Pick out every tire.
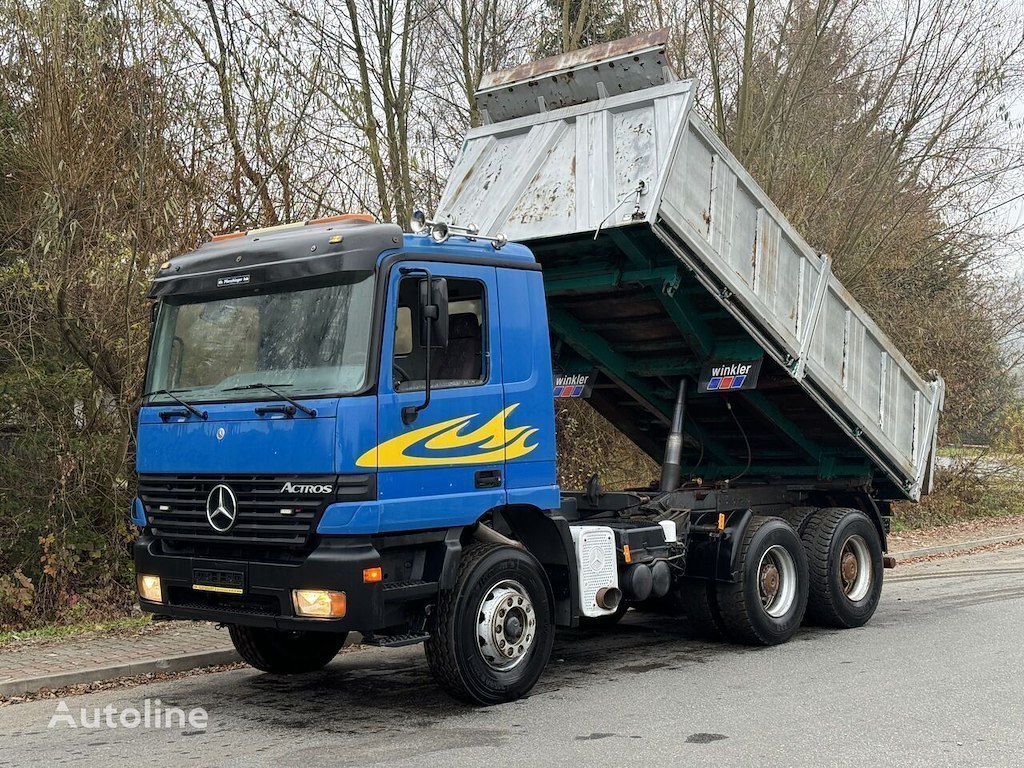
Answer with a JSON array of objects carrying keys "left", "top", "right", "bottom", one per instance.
[
  {"left": 228, "top": 626, "right": 347, "bottom": 674},
  {"left": 778, "top": 506, "right": 819, "bottom": 536},
  {"left": 801, "top": 508, "right": 884, "bottom": 628},
  {"left": 715, "top": 516, "right": 808, "bottom": 645},
  {"left": 424, "top": 542, "right": 555, "bottom": 705},
  {"left": 678, "top": 577, "right": 727, "bottom": 640}
]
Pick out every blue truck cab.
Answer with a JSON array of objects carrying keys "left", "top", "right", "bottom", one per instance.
[{"left": 135, "top": 218, "right": 583, "bottom": 703}]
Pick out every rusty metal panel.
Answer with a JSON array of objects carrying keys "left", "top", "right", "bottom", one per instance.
[
  {"left": 476, "top": 30, "right": 673, "bottom": 123},
  {"left": 437, "top": 61, "right": 944, "bottom": 501},
  {"left": 438, "top": 80, "right": 694, "bottom": 239},
  {"left": 655, "top": 112, "right": 944, "bottom": 499}
]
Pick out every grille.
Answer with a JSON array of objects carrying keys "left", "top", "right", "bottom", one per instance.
[{"left": 138, "top": 474, "right": 363, "bottom": 548}]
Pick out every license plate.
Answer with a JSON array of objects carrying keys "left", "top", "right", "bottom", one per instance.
[{"left": 192, "top": 569, "right": 245, "bottom": 595}]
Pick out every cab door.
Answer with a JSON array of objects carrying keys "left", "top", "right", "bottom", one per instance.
[{"left": 370, "top": 260, "right": 508, "bottom": 532}]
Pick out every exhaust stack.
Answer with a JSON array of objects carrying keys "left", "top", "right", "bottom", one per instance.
[{"left": 659, "top": 379, "right": 688, "bottom": 492}]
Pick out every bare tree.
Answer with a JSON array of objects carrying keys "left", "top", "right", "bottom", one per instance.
[
  {"left": 421, "top": 0, "right": 537, "bottom": 125},
  {"left": 160, "top": 0, "right": 359, "bottom": 229},
  {"left": 254, "top": 0, "right": 426, "bottom": 224}
]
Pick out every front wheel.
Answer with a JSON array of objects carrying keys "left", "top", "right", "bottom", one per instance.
[
  {"left": 425, "top": 542, "right": 555, "bottom": 705},
  {"left": 715, "top": 516, "right": 808, "bottom": 645},
  {"left": 228, "top": 626, "right": 347, "bottom": 674}
]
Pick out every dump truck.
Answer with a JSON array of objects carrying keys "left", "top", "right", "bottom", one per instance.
[{"left": 132, "top": 30, "right": 944, "bottom": 705}]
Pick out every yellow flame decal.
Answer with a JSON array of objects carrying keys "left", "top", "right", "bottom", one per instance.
[{"left": 356, "top": 404, "right": 538, "bottom": 468}]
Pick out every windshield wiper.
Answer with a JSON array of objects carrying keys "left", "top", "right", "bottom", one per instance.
[
  {"left": 141, "top": 388, "right": 208, "bottom": 421},
  {"left": 221, "top": 382, "right": 317, "bottom": 418}
]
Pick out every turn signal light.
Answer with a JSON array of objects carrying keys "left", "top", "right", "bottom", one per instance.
[
  {"left": 363, "top": 566, "right": 383, "bottom": 583},
  {"left": 137, "top": 574, "right": 163, "bottom": 603},
  {"left": 292, "top": 589, "right": 347, "bottom": 618}
]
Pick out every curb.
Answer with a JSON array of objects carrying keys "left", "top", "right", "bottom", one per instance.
[
  {"left": 892, "top": 533, "right": 1024, "bottom": 562},
  {"left": 0, "top": 648, "right": 240, "bottom": 698}
]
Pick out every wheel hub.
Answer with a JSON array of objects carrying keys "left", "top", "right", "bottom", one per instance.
[
  {"left": 504, "top": 611, "right": 525, "bottom": 641},
  {"left": 756, "top": 545, "right": 797, "bottom": 618},
  {"left": 839, "top": 535, "right": 873, "bottom": 602},
  {"left": 760, "top": 563, "right": 780, "bottom": 600},
  {"left": 841, "top": 550, "right": 858, "bottom": 586},
  {"left": 477, "top": 580, "right": 536, "bottom": 671}
]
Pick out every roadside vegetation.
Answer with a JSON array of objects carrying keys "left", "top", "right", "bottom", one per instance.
[
  {"left": 897, "top": 423, "right": 1024, "bottom": 530},
  {"left": 0, "top": 616, "right": 150, "bottom": 650},
  {"left": 893, "top": 468, "right": 1024, "bottom": 531},
  {"left": 1, "top": 0, "right": 1022, "bottom": 630}
]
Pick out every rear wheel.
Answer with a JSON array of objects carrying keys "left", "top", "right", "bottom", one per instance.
[
  {"left": 679, "top": 577, "right": 726, "bottom": 640},
  {"left": 715, "top": 516, "right": 808, "bottom": 645},
  {"left": 778, "top": 506, "right": 819, "bottom": 536},
  {"left": 424, "top": 542, "right": 555, "bottom": 705},
  {"left": 228, "top": 626, "right": 347, "bottom": 674},
  {"left": 802, "top": 508, "right": 883, "bottom": 628}
]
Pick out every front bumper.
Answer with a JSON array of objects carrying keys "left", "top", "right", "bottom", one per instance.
[{"left": 133, "top": 534, "right": 383, "bottom": 631}]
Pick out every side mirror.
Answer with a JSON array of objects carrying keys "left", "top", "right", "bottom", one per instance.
[
  {"left": 403, "top": 275, "right": 449, "bottom": 425},
  {"left": 418, "top": 277, "right": 449, "bottom": 350}
]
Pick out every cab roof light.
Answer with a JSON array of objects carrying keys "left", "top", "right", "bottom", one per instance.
[
  {"left": 210, "top": 214, "right": 373, "bottom": 245},
  {"left": 211, "top": 229, "right": 247, "bottom": 243},
  {"left": 308, "top": 213, "right": 375, "bottom": 225},
  {"left": 210, "top": 214, "right": 373, "bottom": 244},
  {"left": 248, "top": 221, "right": 305, "bottom": 236}
]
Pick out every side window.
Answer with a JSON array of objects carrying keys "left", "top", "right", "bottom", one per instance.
[
  {"left": 393, "top": 277, "right": 486, "bottom": 391},
  {"left": 395, "top": 307, "right": 413, "bottom": 356}
]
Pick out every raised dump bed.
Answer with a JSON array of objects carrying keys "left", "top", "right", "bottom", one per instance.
[{"left": 437, "top": 30, "right": 944, "bottom": 501}]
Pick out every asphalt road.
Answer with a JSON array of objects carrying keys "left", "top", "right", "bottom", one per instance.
[{"left": 2, "top": 546, "right": 1023, "bottom": 767}]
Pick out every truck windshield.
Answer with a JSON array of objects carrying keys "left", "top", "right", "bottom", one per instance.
[{"left": 144, "top": 272, "right": 375, "bottom": 404}]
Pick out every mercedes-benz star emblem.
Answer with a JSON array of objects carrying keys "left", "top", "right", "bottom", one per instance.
[{"left": 206, "top": 484, "right": 238, "bottom": 532}]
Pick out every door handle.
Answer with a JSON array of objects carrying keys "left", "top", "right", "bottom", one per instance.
[{"left": 475, "top": 469, "right": 502, "bottom": 489}]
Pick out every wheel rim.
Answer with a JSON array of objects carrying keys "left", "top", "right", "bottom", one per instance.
[
  {"left": 476, "top": 579, "right": 537, "bottom": 671},
  {"left": 839, "top": 534, "right": 872, "bottom": 602},
  {"left": 757, "top": 544, "right": 797, "bottom": 618}
]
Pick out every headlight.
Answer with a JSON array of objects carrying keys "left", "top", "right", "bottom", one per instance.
[
  {"left": 292, "top": 589, "right": 346, "bottom": 618},
  {"left": 137, "top": 574, "right": 163, "bottom": 603}
]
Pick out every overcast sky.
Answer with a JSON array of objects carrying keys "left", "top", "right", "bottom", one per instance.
[{"left": 990, "top": 93, "right": 1024, "bottom": 276}]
